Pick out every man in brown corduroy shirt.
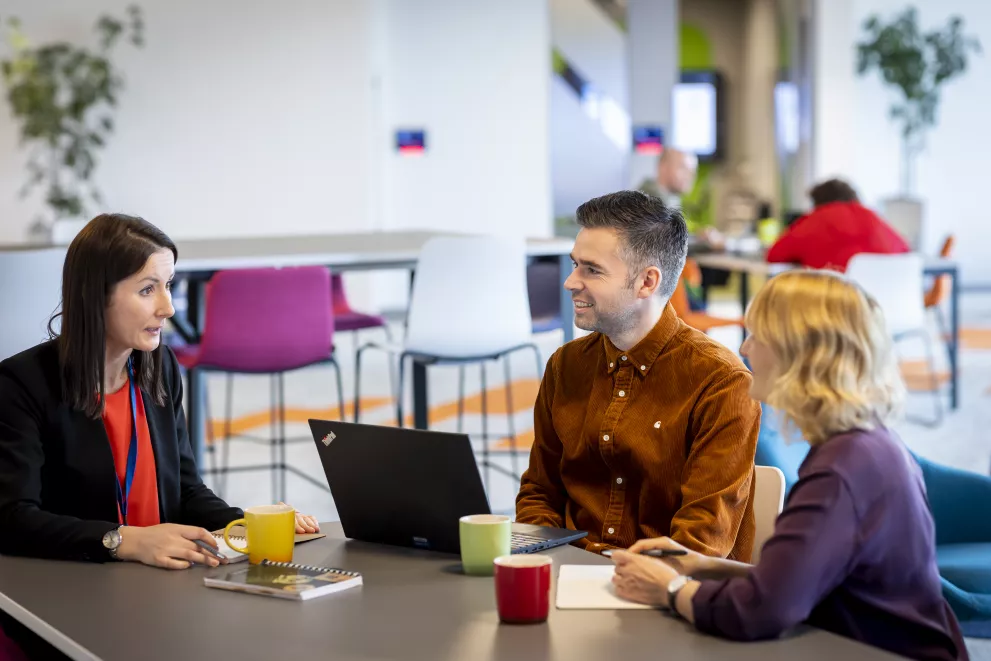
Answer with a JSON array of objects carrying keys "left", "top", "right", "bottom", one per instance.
[{"left": 516, "top": 191, "right": 761, "bottom": 561}]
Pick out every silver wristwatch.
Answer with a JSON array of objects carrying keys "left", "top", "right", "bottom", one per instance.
[
  {"left": 102, "top": 527, "right": 123, "bottom": 560},
  {"left": 667, "top": 575, "right": 693, "bottom": 612}
]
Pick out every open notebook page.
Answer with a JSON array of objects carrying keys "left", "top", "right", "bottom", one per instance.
[{"left": 556, "top": 565, "right": 656, "bottom": 610}]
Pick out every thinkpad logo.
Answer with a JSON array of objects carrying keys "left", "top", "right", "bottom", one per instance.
[{"left": 322, "top": 431, "right": 336, "bottom": 446}]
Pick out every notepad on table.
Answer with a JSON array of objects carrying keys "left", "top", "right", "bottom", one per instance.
[
  {"left": 204, "top": 560, "right": 362, "bottom": 601},
  {"left": 555, "top": 564, "right": 656, "bottom": 610},
  {"left": 209, "top": 528, "right": 326, "bottom": 564}
]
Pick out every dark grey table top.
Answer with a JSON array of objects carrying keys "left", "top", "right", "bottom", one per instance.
[{"left": 0, "top": 523, "right": 901, "bottom": 661}]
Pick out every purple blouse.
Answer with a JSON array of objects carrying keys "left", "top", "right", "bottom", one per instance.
[{"left": 692, "top": 426, "right": 968, "bottom": 661}]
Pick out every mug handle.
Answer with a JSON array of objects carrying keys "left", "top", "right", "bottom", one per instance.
[{"left": 223, "top": 518, "right": 249, "bottom": 554}]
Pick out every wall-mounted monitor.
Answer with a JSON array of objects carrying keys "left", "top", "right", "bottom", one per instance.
[{"left": 670, "top": 71, "right": 724, "bottom": 162}]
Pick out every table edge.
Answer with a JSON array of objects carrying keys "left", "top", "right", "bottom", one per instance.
[{"left": 0, "top": 588, "right": 100, "bottom": 661}]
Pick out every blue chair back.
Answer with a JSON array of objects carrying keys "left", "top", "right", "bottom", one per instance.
[{"left": 753, "top": 404, "right": 809, "bottom": 494}]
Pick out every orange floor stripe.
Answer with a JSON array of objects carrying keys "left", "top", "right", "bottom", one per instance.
[
  {"left": 899, "top": 360, "right": 950, "bottom": 393},
  {"left": 206, "top": 380, "right": 541, "bottom": 441},
  {"left": 961, "top": 328, "right": 991, "bottom": 350},
  {"left": 207, "top": 396, "right": 393, "bottom": 442},
  {"left": 491, "top": 428, "right": 535, "bottom": 453}
]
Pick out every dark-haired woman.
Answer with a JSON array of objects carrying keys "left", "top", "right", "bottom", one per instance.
[
  {"left": 0, "top": 214, "right": 322, "bottom": 656},
  {"left": 0, "top": 213, "right": 319, "bottom": 565}
]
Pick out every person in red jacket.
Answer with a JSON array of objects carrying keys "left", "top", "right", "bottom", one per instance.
[{"left": 766, "top": 179, "right": 909, "bottom": 271}]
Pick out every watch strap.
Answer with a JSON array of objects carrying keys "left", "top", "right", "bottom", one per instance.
[{"left": 668, "top": 575, "right": 692, "bottom": 612}]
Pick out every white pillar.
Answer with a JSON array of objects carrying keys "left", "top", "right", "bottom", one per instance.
[{"left": 627, "top": 0, "right": 679, "bottom": 188}]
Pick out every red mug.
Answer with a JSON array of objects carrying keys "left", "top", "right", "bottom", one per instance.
[{"left": 493, "top": 554, "right": 553, "bottom": 624}]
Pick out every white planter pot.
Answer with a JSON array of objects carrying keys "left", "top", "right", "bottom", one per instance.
[{"left": 881, "top": 196, "right": 924, "bottom": 252}]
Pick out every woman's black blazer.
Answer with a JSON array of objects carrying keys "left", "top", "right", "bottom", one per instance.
[{"left": 0, "top": 340, "right": 242, "bottom": 561}]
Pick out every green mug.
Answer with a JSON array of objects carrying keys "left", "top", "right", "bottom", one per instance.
[{"left": 459, "top": 514, "right": 511, "bottom": 576}]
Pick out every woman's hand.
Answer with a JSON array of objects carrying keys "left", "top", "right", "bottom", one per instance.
[
  {"left": 628, "top": 536, "right": 710, "bottom": 577},
  {"left": 279, "top": 502, "right": 320, "bottom": 534},
  {"left": 116, "top": 524, "right": 225, "bottom": 570},
  {"left": 611, "top": 549, "right": 679, "bottom": 607}
]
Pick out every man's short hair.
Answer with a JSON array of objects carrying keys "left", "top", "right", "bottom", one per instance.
[
  {"left": 575, "top": 190, "right": 688, "bottom": 301},
  {"left": 809, "top": 179, "right": 859, "bottom": 207}
]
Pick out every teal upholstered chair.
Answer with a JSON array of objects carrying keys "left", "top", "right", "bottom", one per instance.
[
  {"left": 754, "top": 403, "right": 991, "bottom": 637},
  {"left": 915, "top": 456, "right": 991, "bottom": 637}
]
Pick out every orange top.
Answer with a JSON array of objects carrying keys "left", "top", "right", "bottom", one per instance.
[{"left": 102, "top": 379, "right": 161, "bottom": 527}]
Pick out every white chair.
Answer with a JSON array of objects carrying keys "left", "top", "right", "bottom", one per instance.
[
  {"left": 752, "top": 465, "right": 786, "bottom": 563},
  {"left": 0, "top": 247, "right": 66, "bottom": 361},
  {"left": 353, "top": 236, "right": 542, "bottom": 489},
  {"left": 846, "top": 252, "right": 941, "bottom": 425}
]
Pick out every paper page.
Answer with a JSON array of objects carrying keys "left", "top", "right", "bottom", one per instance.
[
  {"left": 555, "top": 565, "right": 655, "bottom": 610},
  {"left": 212, "top": 534, "right": 249, "bottom": 563}
]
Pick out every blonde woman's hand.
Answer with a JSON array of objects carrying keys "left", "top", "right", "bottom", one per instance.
[
  {"left": 611, "top": 549, "right": 679, "bottom": 607},
  {"left": 628, "top": 537, "right": 709, "bottom": 576}
]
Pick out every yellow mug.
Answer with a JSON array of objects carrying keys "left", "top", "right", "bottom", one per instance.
[{"left": 224, "top": 503, "right": 296, "bottom": 565}]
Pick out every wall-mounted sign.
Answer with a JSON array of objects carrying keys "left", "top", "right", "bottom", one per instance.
[
  {"left": 632, "top": 125, "right": 663, "bottom": 155},
  {"left": 396, "top": 129, "right": 426, "bottom": 155}
]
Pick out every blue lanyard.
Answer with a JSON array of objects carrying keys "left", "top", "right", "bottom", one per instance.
[{"left": 114, "top": 358, "right": 139, "bottom": 525}]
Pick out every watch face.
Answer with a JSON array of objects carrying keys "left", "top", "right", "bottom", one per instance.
[{"left": 102, "top": 529, "right": 121, "bottom": 549}]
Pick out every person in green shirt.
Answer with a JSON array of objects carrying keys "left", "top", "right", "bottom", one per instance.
[{"left": 638, "top": 148, "right": 698, "bottom": 209}]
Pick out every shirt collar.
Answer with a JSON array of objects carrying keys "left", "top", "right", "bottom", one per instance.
[{"left": 603, "top": 304, "right": 681, "bottom": 377}]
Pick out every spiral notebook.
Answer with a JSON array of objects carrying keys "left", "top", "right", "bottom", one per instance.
[
  {"left": 204, "top": 560, "right": 362, "bottom": 601},
  {"left": 209, "top": 527, "right": 326, "bottom": 564}
]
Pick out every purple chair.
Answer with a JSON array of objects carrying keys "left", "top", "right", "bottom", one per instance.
[
  {"left": 331, "top": 272, "right": 397, "bottom": 398},
  {"left": 332, "top": 273, "right": 390, "bottom": 335},
  {"left": 173, "top": 266, "right": 344, "bottom": 503}
]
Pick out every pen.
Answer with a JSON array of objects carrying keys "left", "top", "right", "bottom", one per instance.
[
  {"left": 193, "top": 539, "right": 227, "bottom": 561},
  {"left": 601, "top": 548, "right": 688, "bottom": 558}
]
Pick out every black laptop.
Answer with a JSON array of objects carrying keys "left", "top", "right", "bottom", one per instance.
[{"left": 307, "top": 420, "right": 587, "bottom": 554}]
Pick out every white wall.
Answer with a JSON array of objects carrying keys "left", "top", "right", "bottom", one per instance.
[
  {"left": 1, "top": 1, "right": 554, "bottom": 312},
  {"left": 0, "top": 0, "right": 376, "bottom": 244},
  {"left": 549, "top": 0, "right": 629, "bottom": 217},
  {"left": 381, "top": 0, "right": 552, "bottom": 239},
  {"left": 814, "top": 0, "right": 991, "bottom": 286}
]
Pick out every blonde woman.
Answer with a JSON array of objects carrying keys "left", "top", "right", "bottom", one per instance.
[{"left": 611, "top": 271, "right": 967, "bottom": 661}]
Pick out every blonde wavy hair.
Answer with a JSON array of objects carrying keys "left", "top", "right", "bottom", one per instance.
[{"left": 744, "top": 270, "right": 905, "bottom": 445}]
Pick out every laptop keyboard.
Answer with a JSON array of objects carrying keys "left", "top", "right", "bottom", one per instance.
[{"left": 510, "top": 532, "right": 548, "bottom": 553}]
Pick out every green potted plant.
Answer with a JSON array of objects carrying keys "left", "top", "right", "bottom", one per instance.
[
  {"left": 856, "top": 6, "right": 979, "bottom": 244},
  {"left": 1, "top": 7, "right": 144, "bottom": 243}
]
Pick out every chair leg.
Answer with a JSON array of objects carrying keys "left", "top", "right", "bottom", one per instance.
[
  {"left": 354, "top": 344, "right": 364, "bottom": 423},
  {"left": 278, "top": 373, "right": 288, "bottom": 504},
  {"left": 922, "top": 331, "right": 944, "bottom": 427},
  {"left": 330, "top": 356, "right": 345, "bottom": 420},
  {"left": 933, "top": 306, "right": 953, "bottom": 367},
  {"left": 269, "top": 374, "right": 279, "bottom": 504},
  {"left": 396, "top": 354, "right": 407, "bottom": 428},
  {"left": 203, "top": 371, "right": 218, "bottom": 490},
  {"left": 220, "top": 373, "right": 234, "bottom": 498},
  {"left": 480, "top": 362, "right": 490, "bottom": 493},
  {"left": 383, "top": 325, "right": 398, "bottom": 402},
  {"left": 897, "top": 332, "right": 944, "bottom": 428},
  {"left": 457, "top": 365, "right": 466, "bottom": 434},
  {"left": 503, "top": 356, "right": 520, "bottom": 481},
  {"left": 531, "top": 344, "right": 544, "bottom": 380}
]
